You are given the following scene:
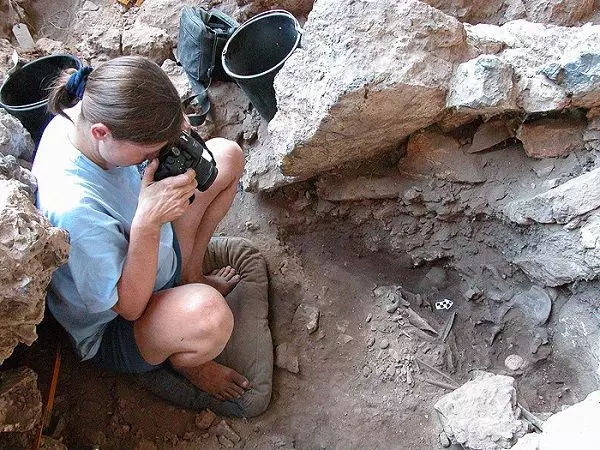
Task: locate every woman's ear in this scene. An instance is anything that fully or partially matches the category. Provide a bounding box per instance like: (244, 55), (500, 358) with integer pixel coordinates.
(89, 123), (111, 141)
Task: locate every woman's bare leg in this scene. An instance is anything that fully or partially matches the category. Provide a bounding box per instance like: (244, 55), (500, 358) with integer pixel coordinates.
(134, 283), (248, 400)
(172, 138), (245, 295)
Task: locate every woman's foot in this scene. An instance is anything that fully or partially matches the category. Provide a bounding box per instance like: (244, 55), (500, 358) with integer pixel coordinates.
(203, 266), (240, 295)
(178, 360), (249, 401)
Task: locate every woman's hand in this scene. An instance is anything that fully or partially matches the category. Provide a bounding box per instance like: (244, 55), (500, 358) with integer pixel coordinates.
(133, 158), (198, 228)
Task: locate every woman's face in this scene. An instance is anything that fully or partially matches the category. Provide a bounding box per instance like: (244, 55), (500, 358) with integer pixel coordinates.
(92, 114), (188, 169)
(99, 139), (167, 168)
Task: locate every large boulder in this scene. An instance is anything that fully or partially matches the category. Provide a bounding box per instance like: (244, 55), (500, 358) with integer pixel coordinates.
(121, 23), (174, 64)
(0, 180), (69, 363)
(0, 110), (35, 163)
(422, 0), (595, 26)
(244, 9), (600, 191)
(434, 371), (526, 449)
(252, 0), (467, 183)
(512, 390), (600, 450)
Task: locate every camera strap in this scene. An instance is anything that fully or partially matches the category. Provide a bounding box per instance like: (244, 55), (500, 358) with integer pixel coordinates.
(182, 92), (210, 126)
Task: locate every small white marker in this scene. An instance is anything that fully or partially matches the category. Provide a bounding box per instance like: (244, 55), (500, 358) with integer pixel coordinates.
(12, 23), (35, 50)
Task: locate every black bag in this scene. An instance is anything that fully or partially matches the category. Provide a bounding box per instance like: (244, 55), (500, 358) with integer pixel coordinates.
(178, 6), (239, 90)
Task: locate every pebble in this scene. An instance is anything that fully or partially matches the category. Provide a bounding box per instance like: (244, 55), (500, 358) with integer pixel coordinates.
(379, 339), (390, 349)
(505, 354), (525, 371)
(244, 221), (259, 231)
(366, 336), (375, 347)
(195, 409), (217, 430)
(366, 313), (372, 323)
(386, 366), (396, 377)
(218, 435), (235, 448)
(213, 420), (241, 443)
(363, 366), (372, 377)
(275, 343), (300, 373)
(439, 431), (451, 448)
(386, 301), (399, 313)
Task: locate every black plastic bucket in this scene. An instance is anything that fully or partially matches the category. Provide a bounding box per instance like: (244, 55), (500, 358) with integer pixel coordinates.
(0, 54), (82, 145)
(222, 10), (302, 122)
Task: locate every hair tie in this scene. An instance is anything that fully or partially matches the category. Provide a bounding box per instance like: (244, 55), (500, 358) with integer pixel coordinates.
(65, 66), (93, 100)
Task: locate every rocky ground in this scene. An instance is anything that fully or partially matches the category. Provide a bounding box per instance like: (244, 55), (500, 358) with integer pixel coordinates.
(0, 178), (592, 449)
(2, 0), (600, 448)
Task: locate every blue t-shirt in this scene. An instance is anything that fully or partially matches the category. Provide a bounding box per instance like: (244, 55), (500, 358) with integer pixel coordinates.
(32, 114), (177, 360)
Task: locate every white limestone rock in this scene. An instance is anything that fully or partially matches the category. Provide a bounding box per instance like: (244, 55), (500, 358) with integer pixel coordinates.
(0, 180), (69, 363)
(0, 109), (34, 163)
(122, 23), (174, 64)
(503, 167), (600, 225)
(512, 391), (600, 450)
(447, 55), (517, 117)
(255, 0), (467, 181)
(435, 371), (526, 450)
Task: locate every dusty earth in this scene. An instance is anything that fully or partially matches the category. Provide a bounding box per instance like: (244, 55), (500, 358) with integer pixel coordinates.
(1, 180), (591, 449)
(2, 0), (599, 449)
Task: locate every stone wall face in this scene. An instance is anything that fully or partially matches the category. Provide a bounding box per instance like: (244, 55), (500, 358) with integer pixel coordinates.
(0, 177), (69, 363)
(422, 0), (595, 26)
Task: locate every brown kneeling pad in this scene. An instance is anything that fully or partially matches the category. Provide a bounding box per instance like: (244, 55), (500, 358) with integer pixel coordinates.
(133, 237), (273, 417)
(204, 236), (273, 415)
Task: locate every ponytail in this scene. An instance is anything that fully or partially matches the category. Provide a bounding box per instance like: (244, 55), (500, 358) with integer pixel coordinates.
(48, 56), (183, 144)
(48, 70), (80, 122)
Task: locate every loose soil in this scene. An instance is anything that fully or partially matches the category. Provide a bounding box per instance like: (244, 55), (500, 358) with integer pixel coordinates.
(5, 188), (592, 449)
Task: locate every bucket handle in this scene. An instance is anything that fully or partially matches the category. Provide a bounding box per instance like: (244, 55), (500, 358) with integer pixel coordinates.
(245, 9), (304, 35)
(5, 50), (25, 80)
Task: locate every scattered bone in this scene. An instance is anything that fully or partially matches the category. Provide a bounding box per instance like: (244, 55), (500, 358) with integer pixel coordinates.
(439, 312), (457, 343)
(404, 308), (438, 335)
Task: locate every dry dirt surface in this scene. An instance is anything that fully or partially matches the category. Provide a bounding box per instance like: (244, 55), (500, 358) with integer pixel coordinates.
(4, 186), (587, 449)
(2, 1), (597, 448)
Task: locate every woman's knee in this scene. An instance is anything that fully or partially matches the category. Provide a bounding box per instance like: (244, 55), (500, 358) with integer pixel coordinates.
(186, 284), (234, 346)
(207, 138), (245, 181)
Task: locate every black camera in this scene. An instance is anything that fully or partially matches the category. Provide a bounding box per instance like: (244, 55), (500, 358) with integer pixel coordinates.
(154, 129), (218, 192)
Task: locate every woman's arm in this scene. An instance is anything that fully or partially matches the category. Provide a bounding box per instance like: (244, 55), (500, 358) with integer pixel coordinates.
(113, 220), (161, 320)
(113, 159), (197, 320)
